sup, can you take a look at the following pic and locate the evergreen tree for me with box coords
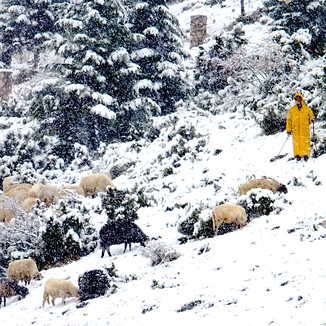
[263,0,326,56]
[29,0,162,159]
[127,0,191,114]
[0,0,56,66]
[101,187,140,223]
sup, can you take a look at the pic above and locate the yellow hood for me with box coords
[293,93,304,105]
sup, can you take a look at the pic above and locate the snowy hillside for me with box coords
[2,0,326,325]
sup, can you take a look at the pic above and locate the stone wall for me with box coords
[190,15,207,48]
[0,69,13,102]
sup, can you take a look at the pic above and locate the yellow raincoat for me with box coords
[286,93,314,157]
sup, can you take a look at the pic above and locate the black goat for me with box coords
[0,277,29,307]
[78,269,110,301]
[99,220,149,257]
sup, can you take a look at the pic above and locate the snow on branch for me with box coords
[92,92,114,106]
[8,5,25,15]
[143,27,161,37]
[108,48,129,64]
[90,104,116,119]
[134,79,161,93]
[135,2,149,10]
[55,19,83,30]
[83,50,105,65]
[16,14,29,24]
[86,10,107,25]
[74,33,91,42]
[130,48,155,61]
[65,83,86,94]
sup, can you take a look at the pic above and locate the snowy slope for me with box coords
[2,1,326,325]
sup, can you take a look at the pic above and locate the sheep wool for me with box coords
[212,204,247,233]
[42,278,80,307]
[7,259,43,285]
[22,197,37,213]
[37,185,59,206]
[79,174,115,197]
[5,186,31,204]
[238,178,288,196]
[0,205,15,223]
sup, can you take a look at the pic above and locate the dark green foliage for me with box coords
[178,208,201,237]
[256,108,286,135]
[41,217,67,267]
[263,0,326,56]
[0,0,55,67]
[101,187,140,223]
[195,219,215,239]
[239,191,275,220]
[104,263,119,278]
[127,0,190,115]
[177,208,214,241]
[131,183,150,207]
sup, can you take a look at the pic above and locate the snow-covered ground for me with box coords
[2,0,326,325]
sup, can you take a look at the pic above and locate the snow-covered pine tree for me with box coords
[0,0,55,67]
[127,0,191,115]
[28,0,162,159]
[263,0,326,56]
[101,187,139,223]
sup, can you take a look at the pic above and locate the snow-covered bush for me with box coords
[0,213,41,269]
[101,187,140,223]
[239,189,275,220]
[178,208,215,242]
[141,239,180,266]
[31,201,98,270]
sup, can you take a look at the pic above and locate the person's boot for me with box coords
[303,155,309,161]
[295,155,301,161]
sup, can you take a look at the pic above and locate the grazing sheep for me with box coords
[212,204,247,234]
[7,259,43,285]
[42,278,80,307]
[5,186,31,204]
[238,178,288,196]
[2,177,13,193]
[27,183,44,198]
[0,277,29,307]
[100,220,149,257]
[0,205,15,223]
[78,269,110,301]
[2,177,32,193]
[22,197,37,213]
[0,195,20,223]
[37,185,59,206]
[79,174,115,197]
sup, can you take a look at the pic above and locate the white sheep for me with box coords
[211,204,247,234]
[22,197,38,213]
[238,178,288,196]
[0,195,20,223]
[0,205,15,223]
[79,174,115,197]
[37,185,59,206]
[7,259,43,285]
[27,183,44,198]
[42,278,80,307]
[3,177,32,193]
[5,186,31,204]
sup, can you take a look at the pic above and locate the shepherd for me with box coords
[286,93,315,161]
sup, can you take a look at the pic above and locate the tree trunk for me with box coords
[240,0,245,16]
